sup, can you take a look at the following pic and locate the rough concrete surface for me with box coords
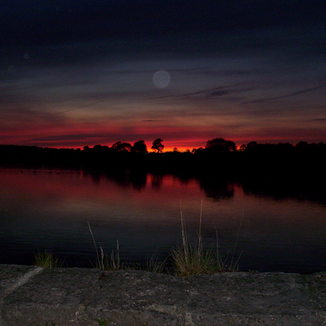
[0,265,325,326]
[0,265,34,300]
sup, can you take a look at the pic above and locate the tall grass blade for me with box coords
[179,201,189,265]
[116,240,120,269]
[88,222,101,270]
[197,199,203,259]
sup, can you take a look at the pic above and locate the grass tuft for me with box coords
[34,252,60,269]
[88,222,121,271]
[172,246,222,276]
[172,200,239,276]
[99,240,121,271]
[146,256,166,273]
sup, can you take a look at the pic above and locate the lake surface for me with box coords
[0,167,325,272]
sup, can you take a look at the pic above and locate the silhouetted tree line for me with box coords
[1,138,326,178]
[82,138,164,154]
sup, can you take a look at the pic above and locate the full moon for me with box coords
[152,70,171,89]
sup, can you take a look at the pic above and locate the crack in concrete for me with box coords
[0,267,44,326]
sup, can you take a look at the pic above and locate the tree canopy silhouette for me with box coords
[205,138,236,153]
[151,138,164,153]
[132,140,148,153]
[111,141,132,152]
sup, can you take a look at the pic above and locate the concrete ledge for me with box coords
[0,265,325,326]
[0,265,35,300]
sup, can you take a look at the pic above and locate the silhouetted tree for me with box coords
[111,141,121,151]
[245,141,258,152]
[111,141,132,152]
[192,147,204,154]
[152,138,164,153]
[296,141,308,150]
[132,140,148,153]
[239,144,247,152]
[119,143,132,152]
[205,138,236,153]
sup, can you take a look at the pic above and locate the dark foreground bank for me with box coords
[0,265,325,326]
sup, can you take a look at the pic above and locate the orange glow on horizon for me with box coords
[50,144,198,152]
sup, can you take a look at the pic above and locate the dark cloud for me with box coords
[208,90,229,97]
[142,119,166,122]
[244,84,326,104]
[157,85,241,99]
[184,87,231,98]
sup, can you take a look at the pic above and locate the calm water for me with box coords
[0,168,325,272]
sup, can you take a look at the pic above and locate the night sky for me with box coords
[1,0,326,150]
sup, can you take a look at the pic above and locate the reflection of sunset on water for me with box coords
[0,168,325,272]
